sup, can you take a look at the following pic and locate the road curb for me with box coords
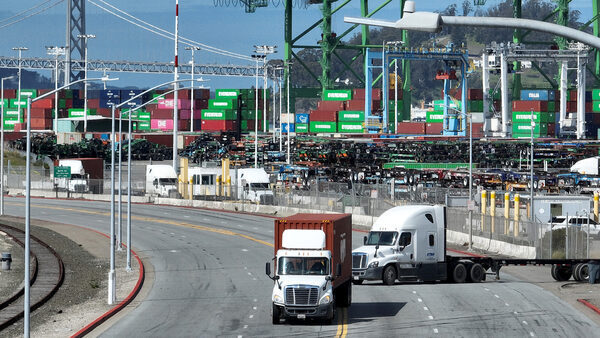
[577,299,600,316]
[70,228,145,338]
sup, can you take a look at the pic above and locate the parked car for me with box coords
[548,216,600,238]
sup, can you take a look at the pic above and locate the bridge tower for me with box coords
[65,0,86,85]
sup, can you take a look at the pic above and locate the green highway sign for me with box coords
[54,166,71,178]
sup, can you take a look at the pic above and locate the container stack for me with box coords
[294,112,309,133]
[512,89,557,138]
[144,88,209,132]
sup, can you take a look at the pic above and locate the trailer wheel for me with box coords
[550,264,558,280]
[452,263,467,283]
[469,263,485,283]
[574,263,589,282]
[573,263,583,281]
[272,304,281,325]
[551,265,573,281]
[382,266,397,285]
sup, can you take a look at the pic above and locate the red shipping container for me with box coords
[493,100,501,111]
[86,99,100,109]
[178,120,190,131]
[165,89,190,99]
[96,108,111,117]
[29,108,52,119]
[37,89,52,96]
[145,104,159,112]
[30,98,52,109]
[151,119,174,130]
[310,110,337,122]
[470,123,484,138]
[201,119,238,131]
[512,100,548,112]
[566,101,576,113]
[586,102,593,112]
[386,88,402,100]
[396,122,426,134]
[62,99,73,108]
[318,100,345,111]
[151,109,174,119]
[184,135,199,146]
[547,123,556,136]
[30,118,52,130]
[353,88,365,100]
[179,109,192,120]
[425,123,443,135]
[2,89,16,99]
[346,100,365,111]
[158,98,191,110]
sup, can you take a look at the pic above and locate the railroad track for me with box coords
[0,224,64,330]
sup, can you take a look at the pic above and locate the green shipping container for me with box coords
[9,99,27,109]
[512,122,548,135]
[4,110,23,122]
[201,109,237,120]
[388,100,404,111]
[0,99,7,109]
[467,100,483,112]
[512,111,555,123]
[3,119,18,130]
[309,121,336,133]
[242,110,262,119]
[322,89,352,101]
[136,121,151,130]
[593,101,600,113]
[338,122,364,133]
[338,110,365,122]
[138,112,151,120]
[216,89,240,99]
[593,89,600,101]
[426,111,445,123]
[547,101,556,112]
[295,123,309,133]
[433,100,461,111]
[121,109,139,119]
[208,99,237,110]
[68,108,96,118]
[18,89,37,100]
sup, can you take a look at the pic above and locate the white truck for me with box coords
[266,213,352,324]
[146,165,179,197]
[235,168,274,204]
[352,204,594,285]
[55,158,104,194]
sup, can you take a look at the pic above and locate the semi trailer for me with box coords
[266,213,352,324]
[352,204,593,285]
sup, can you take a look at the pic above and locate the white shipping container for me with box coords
[57,132,83,145]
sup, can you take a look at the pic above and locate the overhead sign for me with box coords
[54,166,71,178]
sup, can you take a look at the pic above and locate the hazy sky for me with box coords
[0,0,593,89]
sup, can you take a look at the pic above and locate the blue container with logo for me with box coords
[520,89,555,101]
[295,113,309,124]
[282,123,295,133]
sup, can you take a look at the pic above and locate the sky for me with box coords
[0,0,594,89]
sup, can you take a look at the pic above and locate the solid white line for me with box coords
[428,315,434,320]
[242,249,249,252]
[494,294,500,298]
[433,328,439,334]
[418,298,423,302]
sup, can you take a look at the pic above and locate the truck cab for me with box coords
[56,159,89,193]
[146,165,179,197]
[352,205,446,285]
[237,168,274,204]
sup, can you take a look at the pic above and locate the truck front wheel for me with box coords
[272,303,281,324]
[452,263,467,283]
[382,266,397,285]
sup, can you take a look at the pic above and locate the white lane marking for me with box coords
[253,299,257,302]
[423,306,429,311]
[433,329,439,334]
[248,272,252,276]
[428,315,433,320]
[164,212,169,215]
[253,227,258,230]
[505,303,509,306]
[418,298,422,302]
[494,294,500,298]
[238,224,243,227]
[184,215,190,218]
[514,311,519,315]
[238,335,243,338]
[244,267,248,270]
[220,221,226,224]
[243,325,248,329]
[484,288,490,291]
[203,218,209,221]
[253,278,257,281]
[253,306,257,310]
[181,235,186,238]
[412,291,417,294]
[242,249,249,252]
[529,332,535,337]
[249,314,254,319]
[170,232,175,235]
[522,321,528,325]
[170,250,177,253]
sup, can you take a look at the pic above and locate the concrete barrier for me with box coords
[446,229,536,259]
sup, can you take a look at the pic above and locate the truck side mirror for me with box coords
[363,236,367,245]
[265,262,271,277]
[153,179,158,186]
[336,263,342,277]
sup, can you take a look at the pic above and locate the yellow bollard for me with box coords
[595,191,599,222]
[188,178,193,200]
[226,176,231,198]
[490,191,496,233]
[513,194,520,237]
[481,190,487,215]
[504,192,510,219]
[216,175,222,197]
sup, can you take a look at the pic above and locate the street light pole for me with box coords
[278,67,283,152]
[253,45,277,168]
[12,47,28,111]
[185,46,200,132]
[286,60,291,164]
[46,46,66,134]
[530,109,534,221]
[77,34,96,132]
[468,112,473,250]
[253,56,260,168]
[0,76,15,216]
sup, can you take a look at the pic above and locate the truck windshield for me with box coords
[366,231,398,246]
[159,178,177,185]
[277,257,330,276]
[250,183,269,190]
[71,174,84,179]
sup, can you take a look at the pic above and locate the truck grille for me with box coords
[73,184,87,193]
[353,253,367,269]
[285,285,318,306]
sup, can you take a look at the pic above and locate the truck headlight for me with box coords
[368,261,379,268]
[319,295,331,305]
[273,294,283,303]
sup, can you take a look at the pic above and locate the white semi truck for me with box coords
[146,165,179,197]
[352,205,593,285]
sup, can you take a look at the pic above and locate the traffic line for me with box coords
[335,307,348,338]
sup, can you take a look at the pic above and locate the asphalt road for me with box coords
[3,196,599,337]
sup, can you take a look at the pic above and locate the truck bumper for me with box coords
[352,266,383,281]
[282,303,332,319]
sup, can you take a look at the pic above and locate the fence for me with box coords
[8,165,597,259]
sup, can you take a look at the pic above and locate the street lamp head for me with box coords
[78,34,96,39]
[2,76,16,81]
[184,46,201,51]
[12,47,28,51]
[344,1,441,33]
[195,77,209,82]
[101,76,119,82]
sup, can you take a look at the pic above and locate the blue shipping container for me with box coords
[295,113,309,124]
[99,98,121,108]
[100,89,121,100]
[520,89,555,101]
[87,90,101,99]
[120,90,144,100]
[282,123,295,133]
